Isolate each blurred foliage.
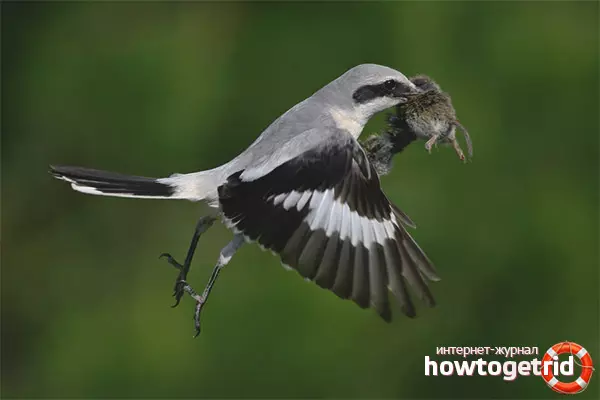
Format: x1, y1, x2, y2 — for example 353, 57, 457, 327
1, 1, 598, 399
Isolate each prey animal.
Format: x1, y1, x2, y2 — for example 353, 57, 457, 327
405, 75, 472, 161
50, 64, 442, 336
385, 75, 473, 163
362, 75, 472, 175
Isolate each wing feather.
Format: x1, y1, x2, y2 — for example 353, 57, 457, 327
219, 133, 437, 320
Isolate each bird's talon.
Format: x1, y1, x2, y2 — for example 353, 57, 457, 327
159, 253, 184, 270
172, 290, 184, 306
171, 277, 187, 307
159, 252, 175, 262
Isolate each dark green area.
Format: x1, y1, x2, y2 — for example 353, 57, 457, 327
2, 1, 598, 398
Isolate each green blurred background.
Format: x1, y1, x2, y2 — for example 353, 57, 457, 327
2, 1, 598, 399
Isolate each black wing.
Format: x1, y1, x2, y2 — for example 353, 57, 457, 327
218, 138, 439, 321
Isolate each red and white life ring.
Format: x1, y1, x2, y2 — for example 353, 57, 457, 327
541, 341, 594, 394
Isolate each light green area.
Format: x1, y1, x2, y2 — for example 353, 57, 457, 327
2, 2, 598, 398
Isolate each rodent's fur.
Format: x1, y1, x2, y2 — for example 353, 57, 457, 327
362, 75, 472, 174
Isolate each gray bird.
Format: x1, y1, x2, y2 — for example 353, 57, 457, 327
50, 64, 440, 336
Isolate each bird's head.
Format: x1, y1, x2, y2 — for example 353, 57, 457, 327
323, 64, 421, 125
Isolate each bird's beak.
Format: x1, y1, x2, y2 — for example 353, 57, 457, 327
394, 83, 421, 103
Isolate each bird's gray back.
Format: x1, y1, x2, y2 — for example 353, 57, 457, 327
221, 94, 344, 181
214, 63, 411, 183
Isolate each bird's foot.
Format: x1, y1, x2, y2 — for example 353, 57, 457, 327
177, 280, 206, 337
159, 253, 189, 307
157, 216, 218, 337
159, 254, 206, 336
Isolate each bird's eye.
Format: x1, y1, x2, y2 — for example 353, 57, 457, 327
383, 79, 397, 91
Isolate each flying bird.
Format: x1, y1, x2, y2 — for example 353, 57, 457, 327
50, 64, 440, 336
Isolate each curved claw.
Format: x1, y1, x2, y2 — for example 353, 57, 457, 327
159, 253, 184, 270
171, 298, 182, 308
171, 290, 185, 308
171, 279, 186, 308
171, 292, 184, 307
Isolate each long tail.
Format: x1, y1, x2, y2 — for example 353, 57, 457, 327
49, 165, 217, 201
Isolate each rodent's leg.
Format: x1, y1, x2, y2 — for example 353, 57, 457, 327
424, 134, 440, 154
451, 138, 466, 162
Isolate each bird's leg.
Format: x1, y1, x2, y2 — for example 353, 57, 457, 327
179, 234, 245, 337
159, 215, 217, 307
424, 134, 441, 154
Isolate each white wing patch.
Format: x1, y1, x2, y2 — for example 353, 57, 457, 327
296, 191, 312, 211
339, 203, 351, 240
325, 200, 342, 236
360, 217, 374, 247
308, 189, 334, 231
350, 210, 362, 246
269, 188, 398, 247
282, 190, 302, 210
